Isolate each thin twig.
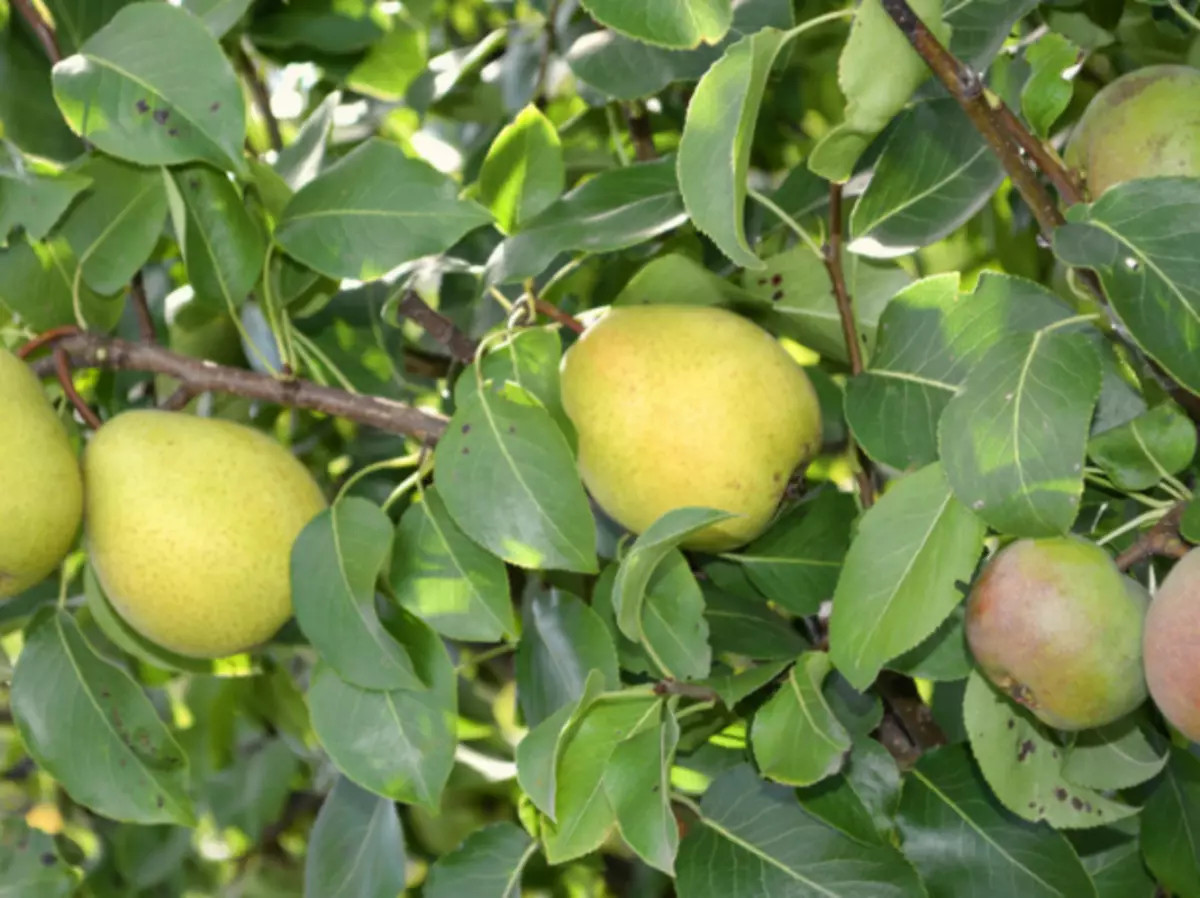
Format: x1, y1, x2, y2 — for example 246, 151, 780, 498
534, 298, 585, 334
1115, 503, 1190, 571
11, 0, 60, 62
395, 290, 480, 362
129, 272, 156, 344
824, 183, 875, 508
53, 347, 102, 430
991, 101, 1085, 206
878, 0, 1063, 237
234, 42, 282, 154
33, 332, 448, 443
653, 679, 721, 703
16, 325, 80, 360
160, 386, 197, 411
623, 101, 658, 161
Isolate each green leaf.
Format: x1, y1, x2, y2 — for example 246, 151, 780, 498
675, 764, 927, 897
579, 0, 732, 50
274, 90, 340, 191
347, 19, 428, 101
516, 589, 619, 728
291, 498, 421, 692
724, 490, 855, 616
615, 252, 747, 308
1088, 402, 1197, 491
702, 587, 810, 661
699, 660, 790, 708
637, 550, 713, 680
275, 139, 491, 281
304, 777, 408, 898
963, 671, 1137, 828
10, 609, 195, 826
437, 384, 597, 573
0, 818, 77, 897
52, 3, 246, 172
0, 27, 83, 163
182, 0, 253, 37
808, 0, 948, 182
250, 2, 384, 53
542, 693, 661, 863
897, 744, 1100, 898
677, 28, 786, 269
1075, 827, 1156, 898
390, 486, 516, 643
0, 169, 91, 244
59, 154, 168, 295
424, 824, 535, 898
1061, 718, 1167, 791
487, 158, 686, 285
166, 163, 265, 311
604, 705, 680, 874
308, 611, 457, 810
828, 464, 985, 691
886, 606, 973, 683
0, 235, 120, 332
752, 653, 851, 786
480, 105, 565, 235
796, 737, 900, 846
208, 739, 298, 842
43, 0, 135, 54
1141, 748, 1200, 898
939, 327, 1101, 537
946, 0, 1039, 69
848, 99, 1004, 258
1055, 178, 1200, 397
613, 507, 732, 642
1021, 33, 1079, 139
565, 30, 679, 101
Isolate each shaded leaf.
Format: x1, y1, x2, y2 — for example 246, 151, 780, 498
604, 705, 680, 874
1088, 401, 1197, 492
304, 776, 407, 898
0, 818, 76, 897
43, 0, 135, 54
0, 235, 120, 332
703, 587, 809, 661
797, 737, 900, 846
579, 0, 732, 49
1141, 747, 1200, 898
424, 824, 535, 898
0, 169, 91, 243
1062, 718, 1167, 791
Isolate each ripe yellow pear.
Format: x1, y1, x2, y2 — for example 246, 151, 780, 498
0, 348, 83, 598
560, 305, 821, 552
84, 411, 327, 658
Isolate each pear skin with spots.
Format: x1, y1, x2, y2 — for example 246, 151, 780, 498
0, 349, 83, 598
966, 536, 1149, 731
84, 411, 326, 658
1144, 547, 1200, 742
560, 305, 821, 552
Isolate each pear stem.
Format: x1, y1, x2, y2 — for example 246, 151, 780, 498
1115, 502, 1190, 571
52, 347, 102, 430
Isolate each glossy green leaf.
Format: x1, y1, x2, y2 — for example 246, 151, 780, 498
963, 672, 1137, 828
1055, 178, 1200, 397
0, 170, 91, 243
487, 158, 686, 285
52, 3, 246, 172
829, 464, 985, 691
579, 0, 732, 50
307, 611, 456, 811
424, 824, 535, 898
347, 19, 427, 101
1142, 748, 1200, 897
390, 486, 515, 643
437, 384, 598, 573
0, 235, 121, 332
304, 776, 407, 898
291, 498, 421, 692
516, 590, 619, 729
604, 704, 680, 873
897, 744, 1099, 898
59, 154, 168, 295
939, 327, 1101, 538
677, 28, 786, 269
11, 609, 195, 826
752, 653, 851, 786
1088, 401, 1197, 491
250, 2, 384, 53
1021, 33, 1079, 139
480, 105, 565, 234
1061, 718, 1167, 791
276, 139, 491, 281
725, 490, 855, 616
675, 764, 927, 897
0, 818, 77, 897
182, 0, 253, 37
796, 737, 899, 846
166, 163, 265, 311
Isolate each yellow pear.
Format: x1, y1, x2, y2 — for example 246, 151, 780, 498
0, 348, 83, 598
84, 410, 327, 658
560, 305, 821, 552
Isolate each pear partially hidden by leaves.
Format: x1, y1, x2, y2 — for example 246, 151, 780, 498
1143, 546, 1200, 742
560, 305, 821, 552
1065, 64, 1200, 197
965, 536, 1149, 731
0, 348, 83, 598
84, 410, 327, 658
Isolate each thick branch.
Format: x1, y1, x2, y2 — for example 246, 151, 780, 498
535, 298, 585, 334
396, 290, 480, 362
1115, 504, 1190, 571
992, 101, 1084, 206
623, 102, 658, 161
878, 0, 1063, 236
33, 333, 448, 443
12, 0, 60, 63
234, 44, 283, 154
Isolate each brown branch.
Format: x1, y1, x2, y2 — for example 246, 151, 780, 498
824, 183, 875, 508
33, 332, 448, 443
16, 325, 80, 360
160, 386, 196, 411
535, 298, 585, 334
1115, 504, 1189, 572
129, 272, 156, 344
992, 101, 1085, 206
11, 0, 61, 63
653, 679, 721, 703
234, 44, 282, 154
396, 290, 480, 362
53, 347, 102, 430
878, 0, 1063, 237
623, 102, 658, 161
